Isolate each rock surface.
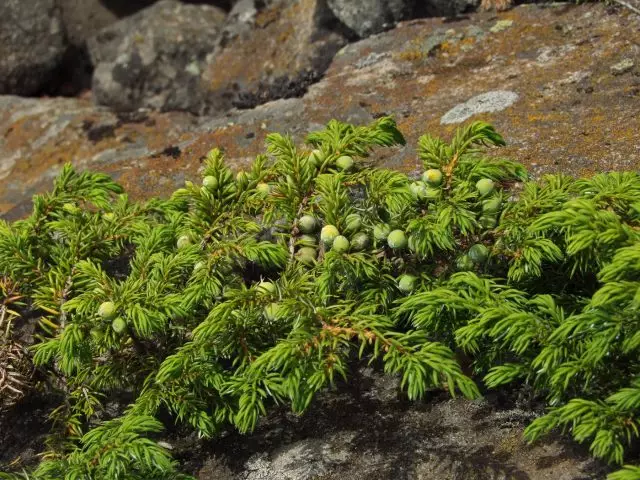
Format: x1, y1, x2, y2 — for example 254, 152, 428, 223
327, 0, 415, 38
416, 0, 480, 18
201, 0, 349, 111
89, 0, 227, 113
186, 367, 608, 479
1, 3, 639, 221
0, 0, 67, 96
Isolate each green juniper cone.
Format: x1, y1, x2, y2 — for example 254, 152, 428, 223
331, 235, 350, 253
320, 224, 340, 246
298, 214, 318, 233
387, 229, 408, 249
0, 118, 638, 480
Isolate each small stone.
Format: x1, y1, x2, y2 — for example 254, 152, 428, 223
441, 91, 519, 125
490, 19, 514, 34
611, 59, 635, 76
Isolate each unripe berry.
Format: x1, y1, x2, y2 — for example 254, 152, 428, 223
298, 215, 318, 234
373, 223, 391, 242
103, 212, 115, 222
309, 149, 324, 167
203, 175, 218, 191
423, 169, 443, 187
387, 230, 407, 249
479, 215, 497, 229
456, 254, 474, 271
90, 327, 102, 341
62, 203, 80, 215
410, 182, 427, 200
468, 244, 489, 263
111, 317, 127, 334
177, 235, 192, 249
335, 155, 354, 172
257, 281, 276, 295
264, 302, 283, 322
321, 225, 340, 246
297, 234, 317, 247
476, 178, 495, 197
98, 301, 117, 320
256, 182, 271, 196
482, 196, 502, 214
331, 235, 350, 253
296, 247, 317, 265
193, 261, 206, 273
397, 274, 417, 293
425, 187, 441, 200
344, 213, 362, 234
351, 232, 370, 251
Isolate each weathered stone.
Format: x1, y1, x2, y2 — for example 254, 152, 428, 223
416, 0, 480, 18
1, 4, 639, 221
201, 0, 349, 111
441, 91, 519, 124
327, 0, 415, 38
192, 367, 607, 479
89, 0, 227, 113
489, 18, 514, 33
58, 0, 119, 48
610, 58, 635, 76
0, 0, 67, 96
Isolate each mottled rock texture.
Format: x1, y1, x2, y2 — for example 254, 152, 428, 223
327, 0, 415, 38
89, 0, 227, 113
0, 0, 67, 96
201, 0, 350, 111
188, 367, 607, 479
1, 3, 639, 221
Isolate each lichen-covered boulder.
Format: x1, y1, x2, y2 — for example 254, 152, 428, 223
201, 0, 349, 111
89, 0, 227, 113
0, 0, 67, 95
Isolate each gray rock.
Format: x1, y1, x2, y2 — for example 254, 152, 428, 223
89, 0, 227, 113
417, 0, 480, 17
58, 0, 120, 48
0, 0, 67, 95
440, 90, 519, 124
201, 0, 348, 112
327, 0, 415, 38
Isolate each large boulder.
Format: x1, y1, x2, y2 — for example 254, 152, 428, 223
326, 0, 415, 38
58, 0, 157, 48
201, 0, 349, 111
0, 0, 67, 96
88, 0, 227, 113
